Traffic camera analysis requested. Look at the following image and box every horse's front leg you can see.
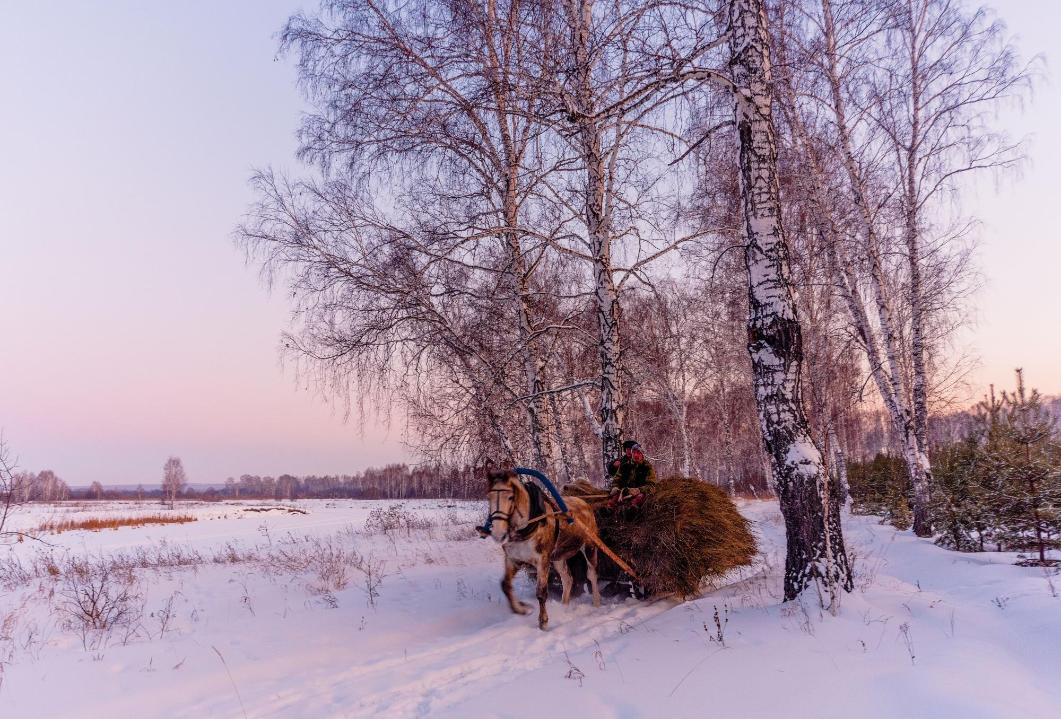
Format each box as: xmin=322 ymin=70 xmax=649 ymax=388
xmin=501 ymin=556 xmax=530 ymax=615
xmin=536 ymin=554 xmax=551 ymax=630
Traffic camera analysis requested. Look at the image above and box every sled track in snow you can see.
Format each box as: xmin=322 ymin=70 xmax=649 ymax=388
xmin=317 ymin=561 xmax=773 ymax=717
xmin=253 ymin=564 xmax=765 ymax=718
xmin=285 ymin=595 xmax=671 ymax=718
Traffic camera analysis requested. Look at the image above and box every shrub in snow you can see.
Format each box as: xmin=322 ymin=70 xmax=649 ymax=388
xmin=847 ymin=454 xmax=913 ymax=530
xmin=926 ymin=372 xmax=1060 ymax=563
xmin=58 ymin=558 xmax=144 ymax=650
xmin=930 ymin=438 xmax=992 ymax=552
xmin=364 ymin=505 xmax=433 ymax=536
xmin=889 ymin=495 xmax=912 ymax=532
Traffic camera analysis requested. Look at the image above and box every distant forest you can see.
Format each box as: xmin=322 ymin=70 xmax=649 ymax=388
xmin=11 ymin=395 xmax=1059 ymax=505
xmin=13 ymin=464 xmax=484 ymax=502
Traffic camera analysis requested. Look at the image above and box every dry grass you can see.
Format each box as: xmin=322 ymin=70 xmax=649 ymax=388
xmin=566 ymin=476 xmax=757 ymax=598
xmin=37 ymin=514 xmax=197 ymax=534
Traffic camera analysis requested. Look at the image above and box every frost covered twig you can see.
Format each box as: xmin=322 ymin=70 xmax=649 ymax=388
xmin=898 ymin=622 xmax=916 ymax=665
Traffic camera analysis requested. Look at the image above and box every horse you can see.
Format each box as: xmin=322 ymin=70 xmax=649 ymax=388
xmin=485 ymin=468 xmax=601 ymax=630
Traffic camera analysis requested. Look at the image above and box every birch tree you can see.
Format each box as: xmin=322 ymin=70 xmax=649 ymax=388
xmin=778 ymin=0 xmax=1030 ymax=536
xmin=243 ymin=173 xmax=526 ymax=462
xmin=245 ymin=0 xmax=588 ymax=470
xmin=162 ymin=456 xmax=186 ymax=508
xmin=541 ymin=0 xmax=726 ymax=472
xmin=874 ymin=0 xmax=1030 ymax=533
xmin=625 ymin=282 xmax=715 ymax=477
xmin=728 ymin=0 xmax=852 ymax=602
xmin=553 ymin=0 xmax=626 ymax=470
xmin=771 ymin=0 xmax=866 ymax=508
xmin=807 ymin=0 xmax=939 ymax=535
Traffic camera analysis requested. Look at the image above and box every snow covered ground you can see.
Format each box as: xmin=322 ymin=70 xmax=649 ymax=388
xmin=1 ymin=498 xmax=1058 ymax=718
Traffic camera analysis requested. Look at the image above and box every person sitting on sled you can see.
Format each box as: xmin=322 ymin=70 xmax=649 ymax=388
xmin=607 ymin=440 xmax=656 ymax=508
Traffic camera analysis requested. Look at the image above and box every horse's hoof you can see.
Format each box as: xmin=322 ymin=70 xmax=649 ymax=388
xmin=515 ymin=602 xmax=532 ymax=615
xmin=538 ymin=619 xmax=549 ymax=630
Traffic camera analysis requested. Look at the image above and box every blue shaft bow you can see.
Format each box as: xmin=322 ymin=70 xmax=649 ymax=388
xmin=478 ymin=467 xmax=573 ymax=537
xmin=515 ymin=467 xmax=572 ymax=523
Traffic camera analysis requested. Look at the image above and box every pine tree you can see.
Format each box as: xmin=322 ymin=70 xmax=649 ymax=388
xmin=987 ymin=370 xmax=1061 ymax=565
xmin=930 ymin=438 xmax=990 ymax=552
xmin=848 ymin=453 xmax=910 ymax=530
xmin=887 ymin=487 xmax=913 ymax=532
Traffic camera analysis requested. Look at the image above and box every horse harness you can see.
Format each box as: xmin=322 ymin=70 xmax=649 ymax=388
xmin=484 ymin=476 xmax=640 ymax=580
xmin=486 ymin=479 xmax=562 ymax=544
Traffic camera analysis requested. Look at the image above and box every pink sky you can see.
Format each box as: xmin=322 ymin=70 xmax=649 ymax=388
xmin=0 ymin=1 xmax=411 ymax=486
xmin=1 ymin=1 xmax=1057 ymax=486
xmin=963 ymin=0 xmax=1061 ymax=402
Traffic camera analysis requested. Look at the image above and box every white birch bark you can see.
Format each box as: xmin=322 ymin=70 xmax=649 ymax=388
xmin=729 ymin=0 xmax=852 ymax=603
xmin=819 ymin=0 xmax=931 ymax=534
xmin=546 ymin=388 xmax=575 ymax=482
xmin=566 ymin=0 xmax=625 ymax=472
xmin=677 ymin=395 xmax=693 ymax=478
xmin=899 ymin=0 xmax=933 ymax=536
xmin=485 ymin=1 xmax=556 ymax=474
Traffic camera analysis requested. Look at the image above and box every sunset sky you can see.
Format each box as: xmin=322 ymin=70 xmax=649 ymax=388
xmin=1 ymin=0 xmax=1058 ymax=487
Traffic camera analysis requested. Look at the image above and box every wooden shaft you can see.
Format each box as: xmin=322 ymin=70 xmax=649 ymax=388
xmin=519 ymin=512 xmax=640 ymax=582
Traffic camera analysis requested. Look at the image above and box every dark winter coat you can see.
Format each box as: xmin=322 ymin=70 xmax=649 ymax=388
xmin=608 ymin=457 xmax=658 ymax=492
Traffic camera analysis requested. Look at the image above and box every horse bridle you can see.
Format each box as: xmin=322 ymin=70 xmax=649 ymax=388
xmin=485 ymin=480 xmax=561 ymax=545
xmin=487 ymin=483 xmax=525 ymax=541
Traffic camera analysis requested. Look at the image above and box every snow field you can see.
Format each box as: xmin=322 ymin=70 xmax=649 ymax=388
xmin=1 ymin=499 xmax=1059 ymax=718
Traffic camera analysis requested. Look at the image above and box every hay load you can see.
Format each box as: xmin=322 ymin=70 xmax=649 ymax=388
xmin=565 ymin=476 xmax=757 ymax=598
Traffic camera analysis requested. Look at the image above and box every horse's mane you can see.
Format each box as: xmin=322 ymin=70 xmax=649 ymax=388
xmin=522 ymin=479 xmax=549 ymax=521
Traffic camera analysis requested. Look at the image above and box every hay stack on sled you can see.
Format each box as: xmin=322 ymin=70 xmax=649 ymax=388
xmin=565 ymin=476 xmax=757 ymax=598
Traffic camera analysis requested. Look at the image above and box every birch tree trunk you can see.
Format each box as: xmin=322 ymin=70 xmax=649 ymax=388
xmin=487 ymin=3 xmax=556 ymax=474
xmin=501 ymin=185 xmax=553 ymax=472
xmin=819 ymin=0 xmax=932 ymax=535
xmin=828 ymin=425 xmax=849 ymax=504
xmin=900 ymin=2 xmax=933 ymax=537
xmin=729 ymin=0 xmax=852 ymax=603
xmin=546 ymin=388 xmax=576 ymax=482
xmin=904 ymin=190 xmax=933 ymax=536
xmin=677 ymin=397 xmax=693 ymax=477
xmin=567 ymin=0 xmax=624 ymax=471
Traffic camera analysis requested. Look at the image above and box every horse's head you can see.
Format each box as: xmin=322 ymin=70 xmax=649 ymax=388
xmin=486 ymin=469 xmax=524 ymax=543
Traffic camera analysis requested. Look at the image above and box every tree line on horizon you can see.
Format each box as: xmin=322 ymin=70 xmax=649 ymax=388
xmin=6 ymin=463 xmax=486 ymax=502
xmin=8 ymin=392 xmax=1055 ymax=505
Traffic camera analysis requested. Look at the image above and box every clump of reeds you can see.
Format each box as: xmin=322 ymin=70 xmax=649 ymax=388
xmin=37 ymin=514 xmax=197 ymax=534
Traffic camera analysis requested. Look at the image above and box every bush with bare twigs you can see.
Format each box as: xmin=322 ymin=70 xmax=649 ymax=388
xmin=364 ymin=504 xmax=435 ymax=535
xmin=57 ymin=558 xmax=144 ymax=650
xmin=0 ymin=435 xmax=35 ymax=545
xmin=263 ymin=535 xmax=387 ymax=605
